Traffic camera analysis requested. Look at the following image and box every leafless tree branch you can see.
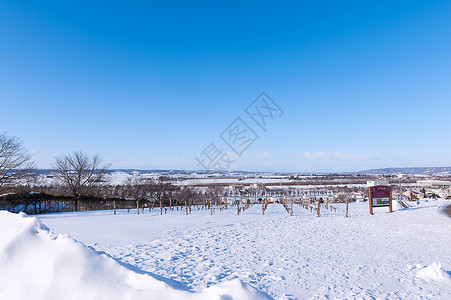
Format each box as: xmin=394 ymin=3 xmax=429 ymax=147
xmin=51 ymin=150 xmax=110 ymax=211
xmin=0 ymin=132 xmax=36 ymax=188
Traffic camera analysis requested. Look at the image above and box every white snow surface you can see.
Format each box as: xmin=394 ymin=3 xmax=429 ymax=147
xmin=413 ymin=262 xmax=451 ymax=283
xmin=0 ymin=211 xmax=270 ymax=300
xmin=2 ymin=200 xmax=451 ymax=299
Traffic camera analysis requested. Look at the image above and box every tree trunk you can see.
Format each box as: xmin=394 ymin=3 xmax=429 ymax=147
xmin=346 ymin=198 xmax=349 ymax=218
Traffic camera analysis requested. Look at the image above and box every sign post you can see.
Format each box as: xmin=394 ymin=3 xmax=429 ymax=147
xmin=368 ymin=185 xmax=392 ymax=215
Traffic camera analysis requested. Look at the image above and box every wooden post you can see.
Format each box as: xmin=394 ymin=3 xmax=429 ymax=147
xmin=113 ymin=200 xmax=116 ymax=215
xmin=368 ymin=187 xmax=373 ymax=215
xmin=137 ymin=200 xmax=140 ymax=215
xmin=317 ymin=200 xmax=320 ymax=217
xmin=346 ymin=197 xmax=349 ymax=218
xmin=389 ymin=186 xmax=393 ymax=213
xmin=185 ymin=200 xmax=188 ymax=215
xmin=290 ymin=197 xmax=293 ymax=216
xmin=160 ymin=200 xmax=162 ymax=215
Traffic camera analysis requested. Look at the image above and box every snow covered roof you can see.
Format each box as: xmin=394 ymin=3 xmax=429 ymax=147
xmin=367 ymin=180 xmax=389 ymax=187
xmin=417 ymin=180 xmax=451 ymax=187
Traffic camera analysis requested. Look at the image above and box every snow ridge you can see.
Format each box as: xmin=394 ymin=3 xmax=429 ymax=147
xmin=0 ymin=211 xmax=271 ymax=300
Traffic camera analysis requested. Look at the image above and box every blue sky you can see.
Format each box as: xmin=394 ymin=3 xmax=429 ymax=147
xmin=1 ymin=1 xmax=451 ymax=172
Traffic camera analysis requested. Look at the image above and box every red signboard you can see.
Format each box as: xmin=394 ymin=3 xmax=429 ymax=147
xmin=369 ymin=185 xmax=392 ymax=215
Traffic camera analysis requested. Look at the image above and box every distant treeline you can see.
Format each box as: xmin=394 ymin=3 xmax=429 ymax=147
xmin=0 ymin=191 xmax=180 ymax=215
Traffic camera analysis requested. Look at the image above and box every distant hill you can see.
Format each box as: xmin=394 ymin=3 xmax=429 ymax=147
xmin=357 ymin=167 xmax=451 ymax=175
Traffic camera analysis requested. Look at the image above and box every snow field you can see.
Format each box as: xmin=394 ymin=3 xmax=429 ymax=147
xmin=6 ymin=199 xmax=451 ymax=299
xmin=0 ymin=211 xmax=271 ymax=300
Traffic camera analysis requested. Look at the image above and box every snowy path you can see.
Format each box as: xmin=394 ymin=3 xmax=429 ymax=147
xmin=39 ymin=201 xmax=451 ymax=299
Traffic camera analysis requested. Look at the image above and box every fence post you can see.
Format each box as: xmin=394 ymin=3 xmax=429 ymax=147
xmin=317 ymin=200 xmax=320 ymax=217
xmin=346 ymin=198 xmax=349 ymax=218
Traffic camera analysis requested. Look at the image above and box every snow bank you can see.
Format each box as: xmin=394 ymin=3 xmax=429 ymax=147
xmin=414 ymin=263 xmax=451 ymax=283
xmin=0 ymin=211 xmax=271 ymax=300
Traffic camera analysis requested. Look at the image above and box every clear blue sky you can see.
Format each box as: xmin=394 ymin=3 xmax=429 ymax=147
xmin=1 ymin=1 xmax=450 ymax=172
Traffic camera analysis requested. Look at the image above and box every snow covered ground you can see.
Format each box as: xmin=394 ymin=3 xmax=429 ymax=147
xmin=0 ymin=211 xmax=270 ymax=300
xmin=2 ymin=200 xmax=451 ymax=299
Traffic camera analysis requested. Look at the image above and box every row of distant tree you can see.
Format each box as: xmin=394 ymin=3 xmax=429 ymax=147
xmin=0 ymin=132 xmax=367 ymax=214
xmin=0 ymin=132 xmax=216 ymax=213
xmin=0 ymin=132 xmax=239 ymax=215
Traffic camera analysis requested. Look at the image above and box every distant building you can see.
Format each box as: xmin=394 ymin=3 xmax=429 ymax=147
xmin=417 ymin=180 xmax=451 ymax=189
xmin=350 ymin=192 xmax=365 ymax=202
xmin=250 ymin=183 xmax=266 ymax=190
xmin=403 ymin=190 xmax=420 ymax=201
xmin=367 ymin=180 xmax=389 ymax=187
xmin=228 ymin=185 xmax=244 ymax=192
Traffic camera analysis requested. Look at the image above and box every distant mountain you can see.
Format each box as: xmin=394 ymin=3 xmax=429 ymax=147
xmin=35 ymin=169 xmax=268 ymax=176
xmin=357 ymin=167 xmax=451 ymax=175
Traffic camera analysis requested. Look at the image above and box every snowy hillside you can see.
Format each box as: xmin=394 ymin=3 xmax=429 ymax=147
xmin=1 ymin=200 xmax=451 ymax=299
xmin=0 ymin=211 xmax=270 ymax=300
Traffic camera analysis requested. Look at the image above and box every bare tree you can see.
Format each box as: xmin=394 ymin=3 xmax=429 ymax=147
xmin=206 ymin=186 xmax=222 ymax=212
xmin=176 ymin=186 xmax=192 ymax=215
xmin=0 ymin=132 xmax=35 ymax=188
xmin=126 ymin=177 xmax=147 ymax=215
xmin=52 ymin=150 xmax=110 ymax=211
xmin=149 ymin=180 xmax=167 ymax=214
xmin=107 ymin=185 xmax=121 ymax=215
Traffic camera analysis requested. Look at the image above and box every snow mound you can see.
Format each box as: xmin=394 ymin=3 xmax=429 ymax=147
xmin=414 ymin=262 xmax=451 ymax=283
xmin=392 ymin=200 xmax=403 ymax=210
xmin=0 ymin=211 xmax=271 ymax=300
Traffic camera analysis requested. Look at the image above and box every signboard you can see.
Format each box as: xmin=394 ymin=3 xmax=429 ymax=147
xmin=368 ymin=185 xmax=392 ymax=215
xmin=370 ymin=186 xmax=391 ymax=207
